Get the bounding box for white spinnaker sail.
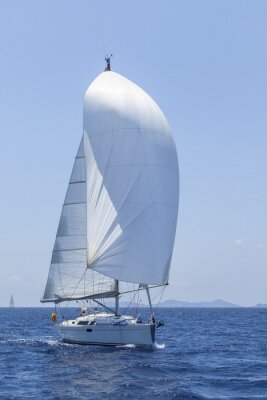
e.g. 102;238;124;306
41;137;116;302
42;70;179;302
83;71;179;285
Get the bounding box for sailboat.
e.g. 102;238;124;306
41;57;179;346
9;295;14;308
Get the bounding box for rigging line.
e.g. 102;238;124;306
61;265;89;303
122;290;138;316
149;284;167;310
69;180;86;185
93;299;114;314
119;283;168;296
151;291;159;302
151;291;163;304
156;285;166;308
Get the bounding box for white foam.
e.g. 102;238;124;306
154;342;165;349
116;344;136;349
2;337;61;347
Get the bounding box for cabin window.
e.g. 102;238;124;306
86;328;92;332
77;321;88;325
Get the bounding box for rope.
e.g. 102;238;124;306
122;290;138;316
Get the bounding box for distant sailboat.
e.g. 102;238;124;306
9;295;14;308
41;56;179;346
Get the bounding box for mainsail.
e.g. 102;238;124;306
42;137;116;302
41;70;179;303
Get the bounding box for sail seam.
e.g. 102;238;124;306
52;247;87;252
87;128;174;143
95;163;177;173
63;201;86;205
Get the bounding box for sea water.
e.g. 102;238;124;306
1;307;267;399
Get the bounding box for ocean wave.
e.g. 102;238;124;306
1;308;267;399
0;337;72;348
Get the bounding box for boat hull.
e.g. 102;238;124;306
57;323;155;346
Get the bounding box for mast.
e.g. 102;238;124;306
145;285;154;322
9;295;14;308
104;54;112;71
115;280;119;316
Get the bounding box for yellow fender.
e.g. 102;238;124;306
51;312;57;323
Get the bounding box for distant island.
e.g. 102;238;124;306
115;298;242;308
155;299;267;308
115;299;267;308
156;299;241;308
253;303;267;308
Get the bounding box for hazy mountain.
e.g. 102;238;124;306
157;299;241;308
253;303;267;308
106;298;241;308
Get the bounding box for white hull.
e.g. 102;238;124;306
56;312;155;346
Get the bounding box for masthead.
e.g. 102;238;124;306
105;54;113;71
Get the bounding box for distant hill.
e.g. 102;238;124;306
253;303;267;308
103;298;246;309
157;299;241;308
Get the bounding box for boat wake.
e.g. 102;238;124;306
153;342;165;349
115;342;165;350
1;336;166;351
116;344;136;349
0;337;72;348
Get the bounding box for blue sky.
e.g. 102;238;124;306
0;1;266;306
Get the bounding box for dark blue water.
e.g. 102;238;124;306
1;308;267;399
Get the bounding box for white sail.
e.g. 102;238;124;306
41;69;179;303
9;295;14;307
41;137;116;302
83;71;179;285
